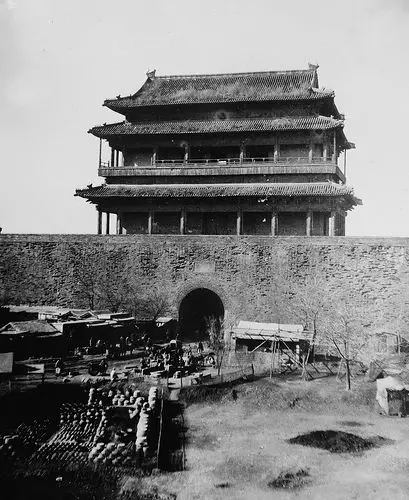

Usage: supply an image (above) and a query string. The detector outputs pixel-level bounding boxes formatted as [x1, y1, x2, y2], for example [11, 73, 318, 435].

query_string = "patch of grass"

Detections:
[180, 385, 231, 406]
[215, 482, 230, 488]
[268, 469, 310, 489]
[287, 430, 392, 454]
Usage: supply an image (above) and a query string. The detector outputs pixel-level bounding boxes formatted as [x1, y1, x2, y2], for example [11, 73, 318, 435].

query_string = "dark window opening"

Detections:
[190, 146, 239, 161]
[312, 212, 329, 236]
[203, 212, 236, 235]
[124, 148, 153, 166]
[122, 212, 148, 234]
[280, 144, 309, 159]
[242, 212, 271, 235]
[153, 212, 180, 234]
[245, 145, 273, 160]
[186, 213, 203, 235]
[277, 212, 306, 235]
[158, 147, 184, 161]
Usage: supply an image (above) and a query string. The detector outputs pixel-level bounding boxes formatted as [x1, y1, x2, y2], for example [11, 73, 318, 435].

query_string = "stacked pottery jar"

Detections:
[135, 403, 151, 457]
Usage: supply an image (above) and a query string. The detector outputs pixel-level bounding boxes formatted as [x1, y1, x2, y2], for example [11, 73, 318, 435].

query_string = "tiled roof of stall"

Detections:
[89, 116, 343, 137]
[103, 67, 334, 109]
[76, 182, 361, 205]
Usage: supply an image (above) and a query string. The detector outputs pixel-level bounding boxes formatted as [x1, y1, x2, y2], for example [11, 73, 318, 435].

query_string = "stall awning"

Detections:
[233, 320, 312, 342]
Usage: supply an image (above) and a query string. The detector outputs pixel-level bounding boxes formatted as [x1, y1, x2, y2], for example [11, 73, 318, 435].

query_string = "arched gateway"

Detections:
[178, 288, 224, 341]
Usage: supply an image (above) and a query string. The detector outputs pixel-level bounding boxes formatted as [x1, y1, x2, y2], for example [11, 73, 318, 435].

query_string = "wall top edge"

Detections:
[1, 234, 409, 247]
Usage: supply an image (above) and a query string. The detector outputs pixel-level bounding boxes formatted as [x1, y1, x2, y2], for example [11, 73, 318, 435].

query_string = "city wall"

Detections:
[0, 235, 408, 327]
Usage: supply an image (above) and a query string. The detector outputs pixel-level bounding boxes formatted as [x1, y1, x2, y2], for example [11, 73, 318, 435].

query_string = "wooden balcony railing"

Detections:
[100, 156, 336, 168]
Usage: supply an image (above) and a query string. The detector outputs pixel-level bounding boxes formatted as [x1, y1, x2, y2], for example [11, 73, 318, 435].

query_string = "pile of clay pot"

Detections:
[31, 402, 103, 465]
[87, 386, 160, 466]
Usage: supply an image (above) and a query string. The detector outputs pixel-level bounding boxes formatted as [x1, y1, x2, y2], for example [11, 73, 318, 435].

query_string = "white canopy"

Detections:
[233, 320, 311, 342]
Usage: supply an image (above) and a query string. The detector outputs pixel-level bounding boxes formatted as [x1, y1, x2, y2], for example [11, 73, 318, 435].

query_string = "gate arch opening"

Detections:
[178, 288, 224, 342]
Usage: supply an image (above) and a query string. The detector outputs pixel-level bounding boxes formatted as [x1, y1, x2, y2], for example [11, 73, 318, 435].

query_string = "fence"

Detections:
[197, 364, 254, 386]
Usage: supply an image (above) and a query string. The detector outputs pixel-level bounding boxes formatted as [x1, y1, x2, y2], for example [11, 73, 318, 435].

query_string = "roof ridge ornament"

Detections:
[146, 69, 156, 79]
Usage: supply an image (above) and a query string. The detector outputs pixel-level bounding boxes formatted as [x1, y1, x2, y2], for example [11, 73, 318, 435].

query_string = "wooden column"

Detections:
[274, 137, 280, 163]
[306, 211, 312, 236]
[97, 210, 102, 235]
[116, 214, 123, 235]
[344, 149, 347, 177]
[236, 209, 242, 236]
[323, 140, 328, 162]
[271, 211, 277, 236]
[183, 144, 189, 164]
[99, 138, 102, 167]
[115, 149, 120, 167]
[332, 131, 337, 164]
[239, 143, 245, 164]
[308, 139, 314, 163]
[110, 148, 115, 167]
[105, 212, 110, 234]
[180, 210, 186, 235]
[329, 211, 336, 236]
[148, 211, 153, 235]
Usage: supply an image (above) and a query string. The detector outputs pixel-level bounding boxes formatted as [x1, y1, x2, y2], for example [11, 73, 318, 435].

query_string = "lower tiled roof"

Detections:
[89, 116, 343, 138]
[76, 182, 360, 204]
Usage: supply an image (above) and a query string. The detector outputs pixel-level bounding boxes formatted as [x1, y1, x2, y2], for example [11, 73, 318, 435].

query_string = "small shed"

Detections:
[232, 320, 313, 367]
[0, 321, 65, 359]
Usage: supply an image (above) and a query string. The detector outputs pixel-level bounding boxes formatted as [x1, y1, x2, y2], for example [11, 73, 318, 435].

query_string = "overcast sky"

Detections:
[1, 0, 408, 236]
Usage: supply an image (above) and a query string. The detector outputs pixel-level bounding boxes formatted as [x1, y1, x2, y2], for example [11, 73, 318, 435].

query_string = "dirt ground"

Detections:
[127, 375, 409, 500]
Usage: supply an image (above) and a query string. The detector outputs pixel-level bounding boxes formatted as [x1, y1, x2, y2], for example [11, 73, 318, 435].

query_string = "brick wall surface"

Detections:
[1, 235, 409, 326]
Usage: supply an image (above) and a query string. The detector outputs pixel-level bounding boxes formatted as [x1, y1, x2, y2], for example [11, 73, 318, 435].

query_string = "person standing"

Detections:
[55, 358, 64, 377]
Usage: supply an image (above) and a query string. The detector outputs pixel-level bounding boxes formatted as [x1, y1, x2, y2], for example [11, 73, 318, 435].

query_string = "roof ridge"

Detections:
[78, 181, 351, 190]
[154, 68, 314, 80]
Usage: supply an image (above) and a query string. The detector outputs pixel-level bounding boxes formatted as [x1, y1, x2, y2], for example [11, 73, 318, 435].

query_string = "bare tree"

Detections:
[136, 286, 171, 321]
[320, 292, 370, 391]
[286, 273, 331, 379]
[206, 316, 226, 376]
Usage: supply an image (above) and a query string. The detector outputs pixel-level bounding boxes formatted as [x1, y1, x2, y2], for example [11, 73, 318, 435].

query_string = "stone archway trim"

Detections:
[175, 278, 230, 313]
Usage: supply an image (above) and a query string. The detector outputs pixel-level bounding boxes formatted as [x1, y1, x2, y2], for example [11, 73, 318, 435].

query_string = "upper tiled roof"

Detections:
[76, 182, 360, 205]
[89, 116, 343, 138]
[104, 67, 334, 110]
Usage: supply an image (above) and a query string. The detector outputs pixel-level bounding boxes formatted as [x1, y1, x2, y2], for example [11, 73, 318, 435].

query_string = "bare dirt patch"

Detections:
[288, 430, 391, 453]
[267, 468, 310, 489]
[338, 420, 373, 427]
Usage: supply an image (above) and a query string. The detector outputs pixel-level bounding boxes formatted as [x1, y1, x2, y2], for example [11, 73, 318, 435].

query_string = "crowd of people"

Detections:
[55, 332, 208, 379]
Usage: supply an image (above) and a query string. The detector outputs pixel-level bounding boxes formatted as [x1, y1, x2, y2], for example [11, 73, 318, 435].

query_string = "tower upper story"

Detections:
[88, 65, 354, 186]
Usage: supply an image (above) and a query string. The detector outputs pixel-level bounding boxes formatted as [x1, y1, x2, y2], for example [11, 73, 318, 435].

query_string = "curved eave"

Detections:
[75, 182, 362, 209]
[88, 116, 345, 139]
[103, 91, 335, 113]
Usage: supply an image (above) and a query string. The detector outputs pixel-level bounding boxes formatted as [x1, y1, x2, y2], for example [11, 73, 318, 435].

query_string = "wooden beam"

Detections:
[344, 149, 347, 178]
[99, 138, 102, 167]
[97, 210, 102, 235]
[250, 340, 268, 353]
